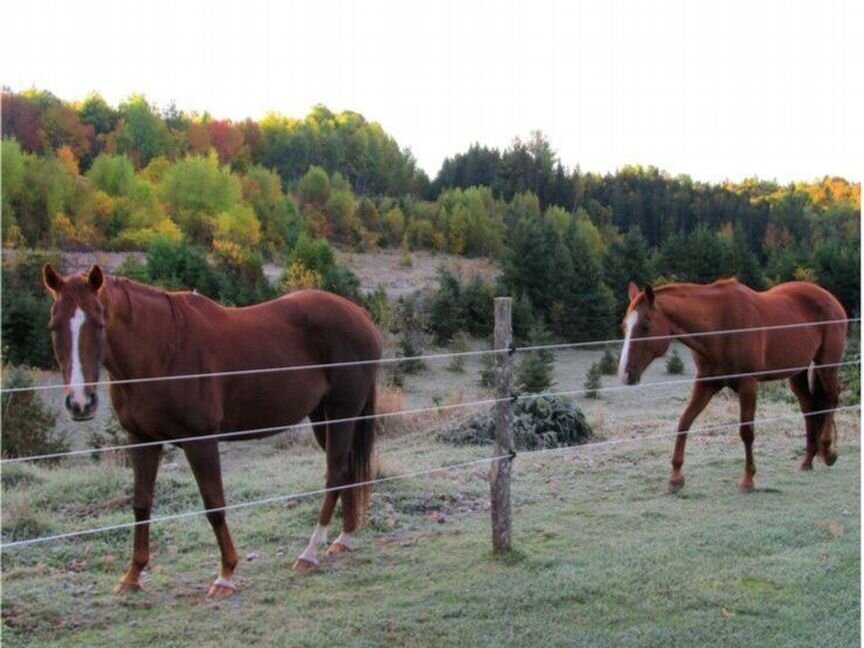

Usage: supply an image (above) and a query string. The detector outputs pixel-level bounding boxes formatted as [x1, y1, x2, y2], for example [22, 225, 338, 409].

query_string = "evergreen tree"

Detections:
[665, 349, 685, 374]
[726, 225, 766, 289]
[515, 324, 556, 394]
[603, 225, 653, 317]
[584, 362, 602, 399]
[554, 223, 615, 341]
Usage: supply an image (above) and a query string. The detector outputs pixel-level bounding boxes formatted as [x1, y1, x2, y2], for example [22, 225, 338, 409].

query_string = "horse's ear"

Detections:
[628, 282, 640, 301]
[644, 284, 655, 307]
[43, 264, 63, 299]
[87, 265, 104, 293]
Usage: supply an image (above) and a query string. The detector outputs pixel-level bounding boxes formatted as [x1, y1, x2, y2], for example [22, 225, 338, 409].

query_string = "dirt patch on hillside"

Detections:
[5, 248, 499, 299]
[266, 248, 499, 297]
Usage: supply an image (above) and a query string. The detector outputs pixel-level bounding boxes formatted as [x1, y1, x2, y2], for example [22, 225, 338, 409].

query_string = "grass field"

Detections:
[1, 347, 860, 647]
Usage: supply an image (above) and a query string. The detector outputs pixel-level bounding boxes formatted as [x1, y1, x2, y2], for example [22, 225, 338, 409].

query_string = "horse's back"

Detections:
[126, 288, 381, 436]
[762, 281, 847, 322]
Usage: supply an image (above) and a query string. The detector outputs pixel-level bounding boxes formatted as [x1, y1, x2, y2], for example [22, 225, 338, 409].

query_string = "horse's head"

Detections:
[43, 264, 107, 421]
[618, 282, 673, 385]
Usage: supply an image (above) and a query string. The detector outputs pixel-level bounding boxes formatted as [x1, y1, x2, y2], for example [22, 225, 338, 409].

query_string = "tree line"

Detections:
[1, 88, 860, 354]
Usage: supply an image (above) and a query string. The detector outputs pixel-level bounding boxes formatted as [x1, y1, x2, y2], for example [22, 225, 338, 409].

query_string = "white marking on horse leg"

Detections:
[618, 311, 639, 383]
[211, 576, 236, 591]
[297, 523, 328, 565]
[69, 307, 88, 407]
[331, 532, 354, 551]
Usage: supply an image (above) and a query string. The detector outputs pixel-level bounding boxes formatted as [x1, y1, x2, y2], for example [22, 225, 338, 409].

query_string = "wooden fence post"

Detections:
[491, 297, 514, 552]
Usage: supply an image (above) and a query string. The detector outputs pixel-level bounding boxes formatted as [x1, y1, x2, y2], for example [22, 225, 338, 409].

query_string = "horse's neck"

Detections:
[101, 278, 178, 380]
[657, 286, 722, 357]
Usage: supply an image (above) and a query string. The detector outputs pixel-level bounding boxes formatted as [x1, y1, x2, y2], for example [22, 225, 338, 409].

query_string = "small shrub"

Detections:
[598, 348, 618, 375]
[87, 415, 130, 466]
[516, 353, 555, 394]
[375, 386, 408, 437]
[1, 365, 66, 461]
[448, 331, 470, 373]
[1, 250, 60, 369]
[665, 349, 685, 375]
[428, 268, 465, 344]
[1, 464, 44, 489]
[146, 237, 219, 295]
[2, 494, 55, 542]
[365, 285, 393, 331]
[397, 332, 426, 375]
[115, 255, 149, 282]
[321, 264, 361, 303]
[438, 395, 593, 450]
[478, 350, 496, 389]
[212, 240, 275, 306]
[584, 362, 602, 399]
[515, 325, 555, 394]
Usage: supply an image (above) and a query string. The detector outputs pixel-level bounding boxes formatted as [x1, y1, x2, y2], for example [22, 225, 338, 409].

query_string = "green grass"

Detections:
[1, 411, 859, 648]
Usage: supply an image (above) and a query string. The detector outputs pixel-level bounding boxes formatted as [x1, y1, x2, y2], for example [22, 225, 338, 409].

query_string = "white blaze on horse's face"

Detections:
[69, 307, 88, 409]
[618, 311, 639, 384]
[43, 264, 105, 421]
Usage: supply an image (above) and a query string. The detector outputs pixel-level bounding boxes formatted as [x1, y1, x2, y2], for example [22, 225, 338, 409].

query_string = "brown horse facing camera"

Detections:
[43, 264, 382, 597]
[618, 279, 847, 494]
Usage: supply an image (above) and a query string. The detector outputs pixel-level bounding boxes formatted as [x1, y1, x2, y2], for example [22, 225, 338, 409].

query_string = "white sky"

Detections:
[3, 0, 862, 183]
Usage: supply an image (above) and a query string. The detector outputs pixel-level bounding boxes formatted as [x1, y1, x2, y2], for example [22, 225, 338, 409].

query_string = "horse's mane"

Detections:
[654, 277, 739, 293]
[108, 275, 195, 300]
[106, 275, 202, 333]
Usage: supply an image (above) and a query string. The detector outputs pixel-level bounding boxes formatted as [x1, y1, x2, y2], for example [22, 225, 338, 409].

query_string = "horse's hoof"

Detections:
[824, 453, 838, 467]
[327, 542, 352, 556]
[113, 580, 142, 594]
[292, 558, 319, 573]
[799, 462, 813, 471]
[737, 482, 755, 494]
[207, 579, 237, 598]
[668, 478, 685, 494]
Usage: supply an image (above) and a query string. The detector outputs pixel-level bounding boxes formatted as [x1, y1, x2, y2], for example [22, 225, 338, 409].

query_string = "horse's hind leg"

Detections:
[814, 365, 840, 466]
[114, 442, 163, 594]
[789, 371, 819, 470]
[737, 378, 758, 493]
[323, 418, 361, 556]
[293, 409, 339, 573]
[669, 380, 721, 493]
[183, 439, 239, 597]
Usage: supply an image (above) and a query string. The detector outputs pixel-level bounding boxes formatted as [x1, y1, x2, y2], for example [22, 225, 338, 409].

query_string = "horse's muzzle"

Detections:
[66, 392, 98, 421]
[623, 369, 641, 385]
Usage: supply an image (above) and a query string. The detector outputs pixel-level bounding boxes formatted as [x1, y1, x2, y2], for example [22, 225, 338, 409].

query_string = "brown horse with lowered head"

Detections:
[618, 279, 847, 493]
[43, 264, 382, 597]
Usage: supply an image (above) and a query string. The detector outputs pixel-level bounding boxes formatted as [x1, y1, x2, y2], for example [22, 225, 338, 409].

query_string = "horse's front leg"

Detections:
[115, 442, 163, 593]
[669, 380, 721, 493]
[737, 378, 758, 493]
[183, 439, 239, 597]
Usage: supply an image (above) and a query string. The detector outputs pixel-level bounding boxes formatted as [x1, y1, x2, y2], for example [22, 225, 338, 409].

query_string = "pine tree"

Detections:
[555, 223, 615, 341]
[515, 324, 556, 394]
[603, 225, 653, 317]
[665, 349, 685, 374]
[598, 348, 618, 375]
[584, 362, 602, 399]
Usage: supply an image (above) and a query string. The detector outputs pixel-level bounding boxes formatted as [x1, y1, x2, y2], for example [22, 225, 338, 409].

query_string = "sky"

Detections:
[3, 0, 862, 183]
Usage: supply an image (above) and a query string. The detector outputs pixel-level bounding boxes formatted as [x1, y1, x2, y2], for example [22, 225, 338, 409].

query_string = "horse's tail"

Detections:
[349, 383, 376, 528]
